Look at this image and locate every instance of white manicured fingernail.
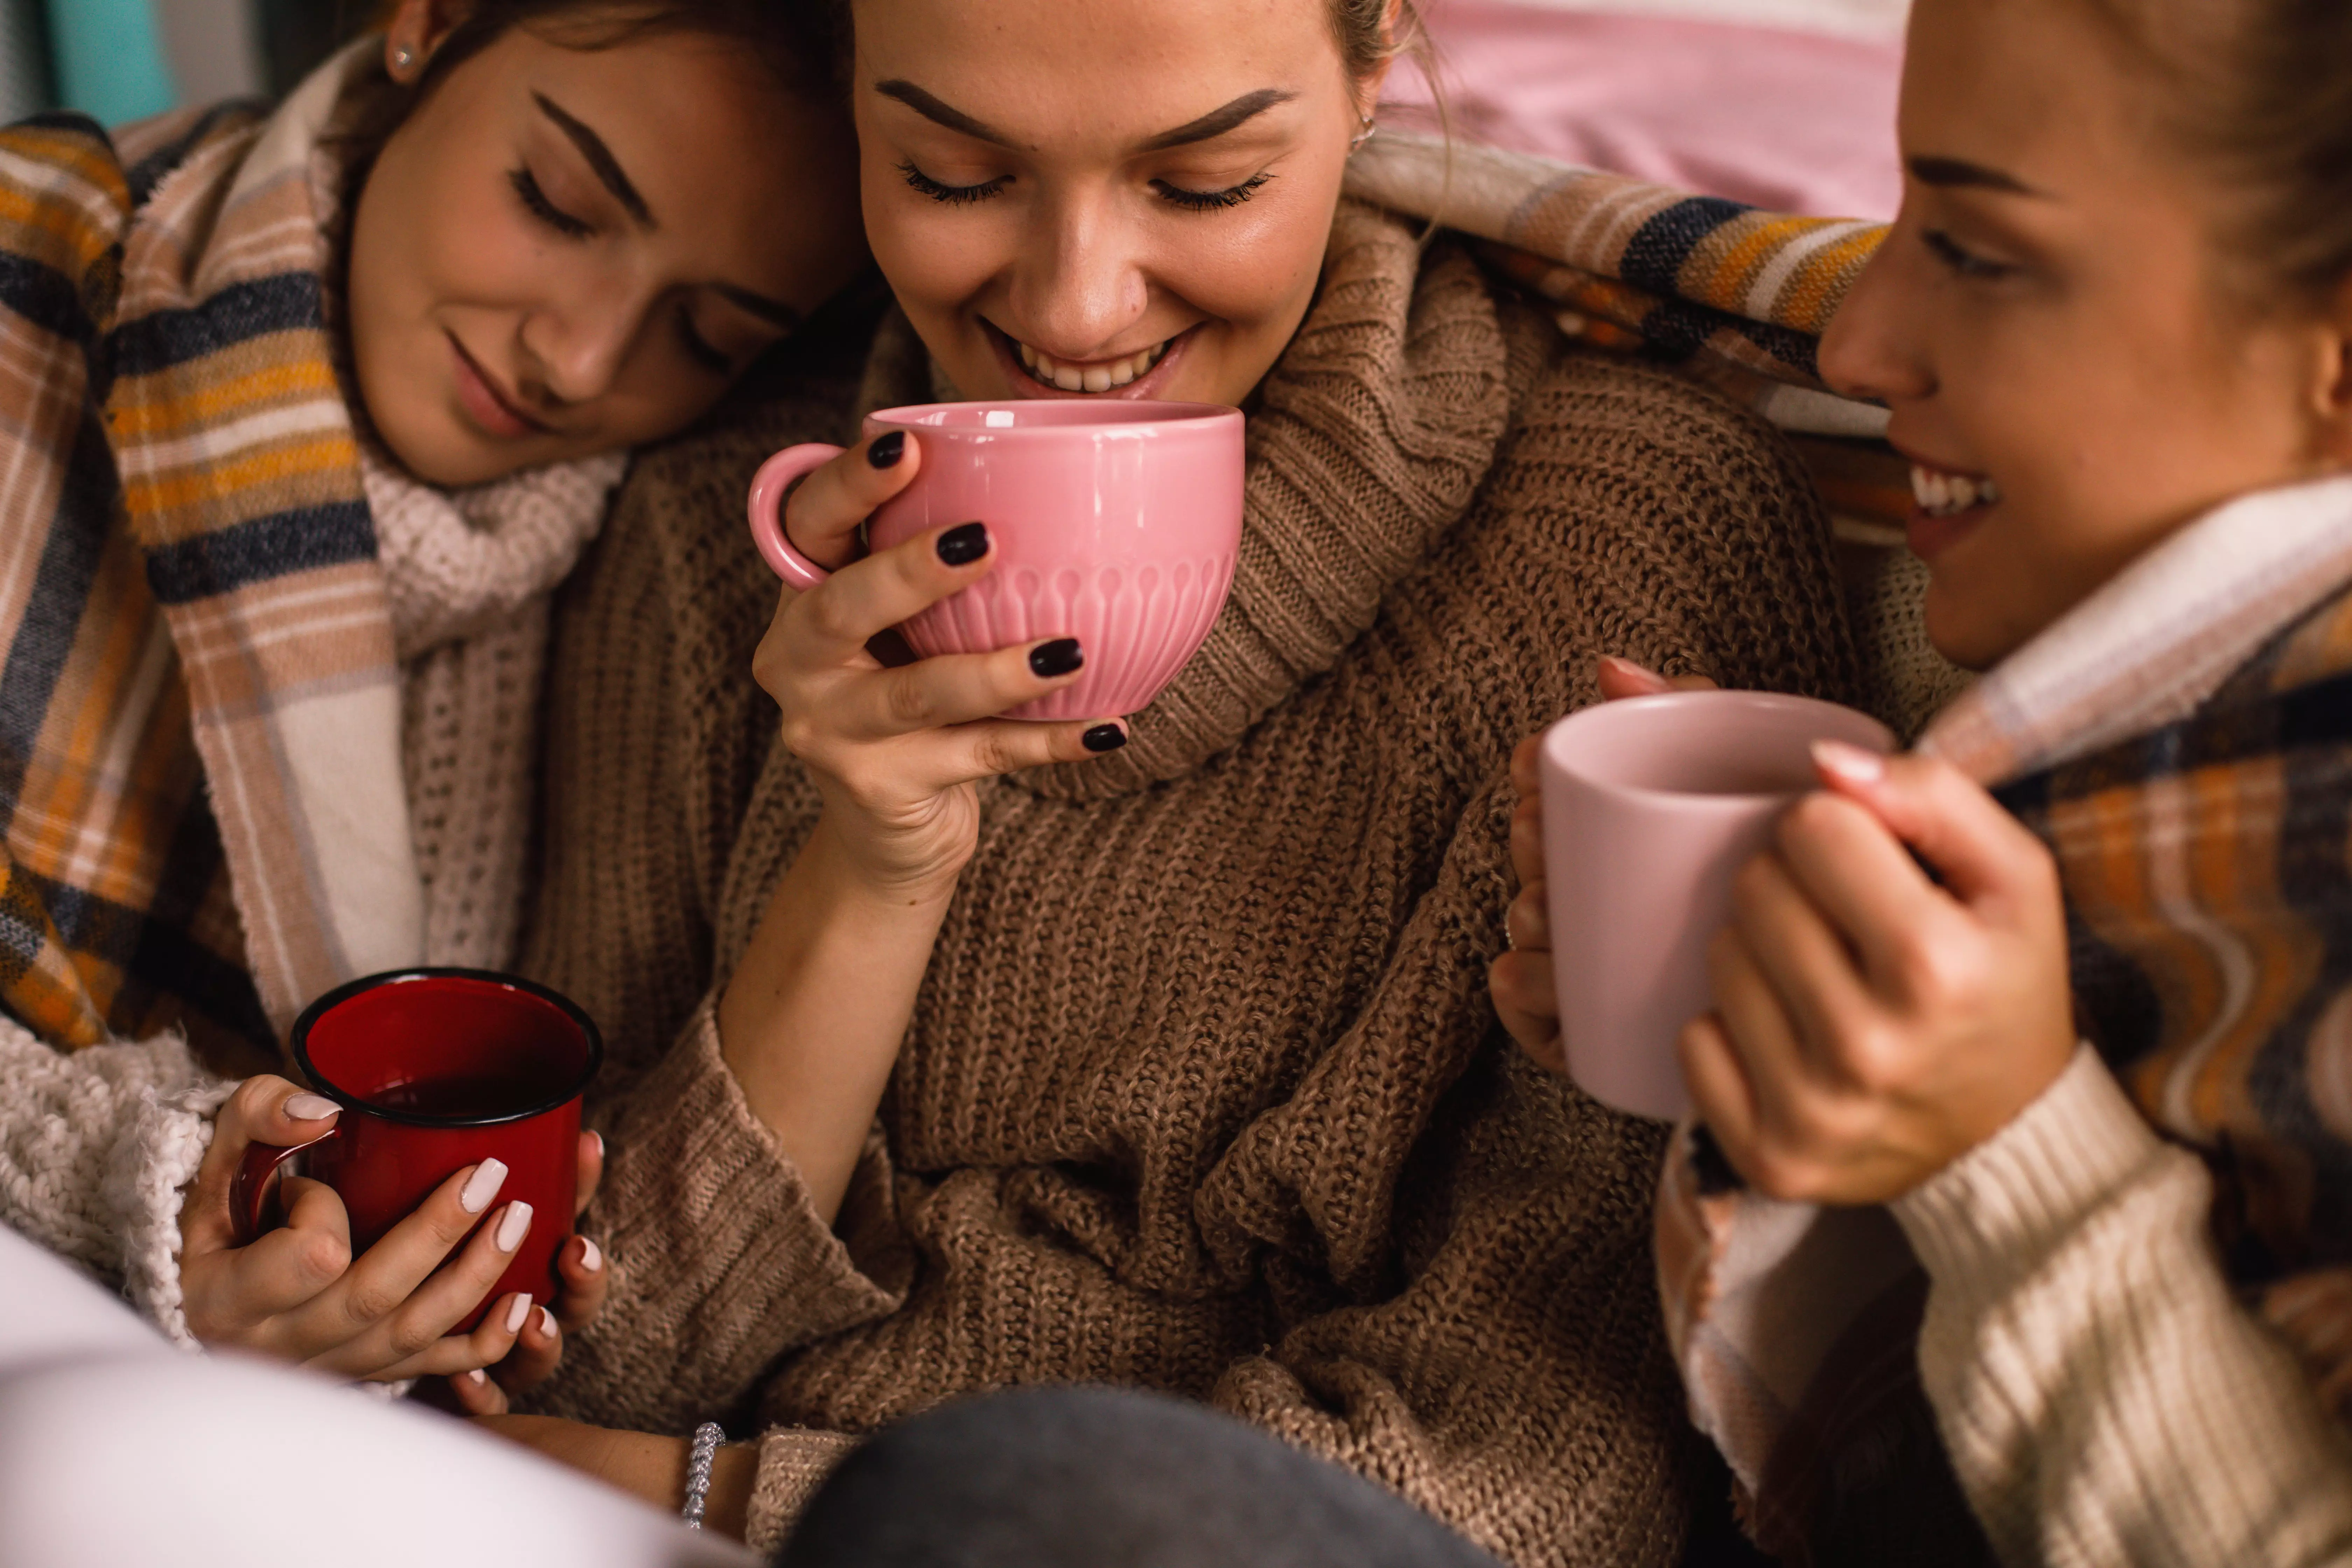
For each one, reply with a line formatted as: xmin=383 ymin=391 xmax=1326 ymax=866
xmin=494 ymin=1200 xmax=532 ymax=1252
xmin=537 ymin=1306 xmax=556 ymax=1337
xmin=1812 ymin=739 xmax=1886 ymax=786
xmin=459 ymin=1160 xmax=508 ymax=1214
xmin=504 ymin=1293 xmax=531 ymax=1334
xmin=579 ymin=1236 xmax=602 ymax=1272
xmin=467 ymin=1368 xmax=488 ymax=1386
xmin=284 ymin=1092 xmax=339 ymax=1121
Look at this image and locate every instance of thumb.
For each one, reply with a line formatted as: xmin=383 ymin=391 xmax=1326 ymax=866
xmin=187 ymin=1076 xmax=340 ymax=1242
xmin=1811 ymin=742 xmax=2053 ymax=911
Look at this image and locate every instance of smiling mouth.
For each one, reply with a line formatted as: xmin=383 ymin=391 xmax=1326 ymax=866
xmin=449 ymin=334 xmax=552 ymax=437
xmin=1911 ymin=462 xmax=2002 ymax=519
xmin=1010 ymin=332 xmax=1175 ymax=393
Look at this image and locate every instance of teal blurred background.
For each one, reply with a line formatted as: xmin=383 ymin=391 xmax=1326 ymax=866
xmin=3 ymin=0 xmax=365 ymax=125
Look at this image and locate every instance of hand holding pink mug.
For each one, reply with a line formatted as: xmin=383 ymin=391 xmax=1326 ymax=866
xmin=747 ymin=400 xmax=1244 ymax=722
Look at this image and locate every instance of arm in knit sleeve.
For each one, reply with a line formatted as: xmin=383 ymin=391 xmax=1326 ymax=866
xmin=0 ymin=1017 xmax=233 ymax=1349
xmin=518 ymin=996 xmax=901 ymax=1434
xmin=1890 ymin=1045 xmax=2352 ymax=1568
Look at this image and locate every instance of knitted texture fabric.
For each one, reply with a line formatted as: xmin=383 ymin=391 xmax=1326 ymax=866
xmin=516 ymin=203 xmax=1861 ymax=1564
xmin=0 ymin=1017 xmax=232 ymax=1349
xmin=362 ymin=441 xmax=625 ymax=969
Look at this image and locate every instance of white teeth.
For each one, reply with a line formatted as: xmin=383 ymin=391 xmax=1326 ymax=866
xmin=1012 ymin=335 xmax=1171 ymax=392
xmin=1910 ymin=464 xmax=2000 ymax=519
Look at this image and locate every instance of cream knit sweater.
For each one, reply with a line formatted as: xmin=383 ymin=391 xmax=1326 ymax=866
xmin=0 ymin=447 xmax=618 ymax=1347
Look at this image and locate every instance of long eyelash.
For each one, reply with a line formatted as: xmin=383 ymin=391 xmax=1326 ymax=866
xmin=897 ymin=160 xmax=1008 ymax=206
xmin=509 ymin=168 xmax=592 ymax=239
xmin=675 ymin=308 xmax=731 ymax=374
xmin=1152 ymin=172 xmax=1273 ymax=212
xmin=1923 ymin=228 xmax=2011 ymax=280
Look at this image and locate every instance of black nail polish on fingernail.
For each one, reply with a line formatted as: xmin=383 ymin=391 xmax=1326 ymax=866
xmin=867 ymin=431 xmax=905 ymax=468
xmin=937 ymin=522 xmax=989 ymax=565
xmin=1029 ymin=638 xmax=1084 ymax=678
xmin=1082 ymin=723 xmax=1127 ymax=753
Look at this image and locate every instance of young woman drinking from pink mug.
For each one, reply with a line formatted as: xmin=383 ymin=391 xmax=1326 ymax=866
xmin=492 ymin=0 xmax=1854 ymax=1554
xmin=0 ymin=0 xmax=863 ymax=1401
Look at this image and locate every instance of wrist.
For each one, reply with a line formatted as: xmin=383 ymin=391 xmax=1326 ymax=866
xmin=808 ymin=811 xmax=966 ymax=912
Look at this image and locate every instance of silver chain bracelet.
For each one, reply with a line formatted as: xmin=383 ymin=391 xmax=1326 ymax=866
xmin=681 ymin=1421 xmax=725 ymax=1530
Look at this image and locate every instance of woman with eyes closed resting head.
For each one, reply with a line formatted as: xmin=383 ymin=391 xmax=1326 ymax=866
xmin=490 ymin=0 xmax=1855 ymax=1557
xmin=0 ymin=0 xmax=860 ymax=1408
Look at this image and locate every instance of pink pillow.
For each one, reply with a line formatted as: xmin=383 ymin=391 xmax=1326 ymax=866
xmin=1384 ymin=0 xmax=1904 ymax=220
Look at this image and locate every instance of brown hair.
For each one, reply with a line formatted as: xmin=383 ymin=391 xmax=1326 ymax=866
xmin=393 ymin=0 xmax=845 ymax=104
xmin=2080 ymin=0 xmax=2352 ymax=307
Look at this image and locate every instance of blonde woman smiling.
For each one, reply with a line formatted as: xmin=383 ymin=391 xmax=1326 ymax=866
xmin=0 ymin=0 xmax=861 ymax=1396
xmin=496 ymin=0 xmax=1855 ymax=1555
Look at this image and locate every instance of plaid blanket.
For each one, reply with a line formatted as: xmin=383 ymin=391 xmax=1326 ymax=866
xmin=0 ymin=49 xmax=421 ymax=1066
xmin=1658 ymin=475 xmax=2352 ymax=1561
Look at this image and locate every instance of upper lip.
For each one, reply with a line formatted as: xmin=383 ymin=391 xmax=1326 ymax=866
xmin=1888 ymin=439 xmax=1983 ymax=479
xmin=450 ymin=335 xmax=553 ymax=433
xmin=989 ymin=318 xmax=1187 ymax=372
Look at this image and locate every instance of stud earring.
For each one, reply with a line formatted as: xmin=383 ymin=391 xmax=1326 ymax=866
xmin=392 ymin=46 xmax=414 ymax=73
xmin=1350 ymin=115 xmax=1376 ymax=153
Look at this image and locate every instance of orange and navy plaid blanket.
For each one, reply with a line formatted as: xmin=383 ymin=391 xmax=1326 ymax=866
xmin=1657 ymin=476 xmax=2352 ymax=1561
xmin=0 ymin=50 xmax=421 ymax=1066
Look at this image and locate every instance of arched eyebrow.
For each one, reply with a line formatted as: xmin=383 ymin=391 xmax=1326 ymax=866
xmin=873 ymin=80 xmax=1297 ymax=154
xmin=536 ymin=92 xmax=653 ymax=227
xmin=1909 ymin=155 xmax=2049 ymax=198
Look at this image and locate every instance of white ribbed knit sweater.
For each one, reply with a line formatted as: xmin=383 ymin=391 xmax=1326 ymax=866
xmin=0 ymin=447 xmax=618 ymax=1349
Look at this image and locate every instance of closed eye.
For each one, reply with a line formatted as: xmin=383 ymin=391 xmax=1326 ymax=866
xmin=898 ymin=160 xmax=1008 ymax=206
xmin=1923 ymin=228 xmax=2014 ymax=281
xmin=510 ymin=167 xmax=592 ymax=239
xmin=1152 ymin=172 xmax=1272 ymax=211
xmin=675 ymin=307 xmax=732 ymax=374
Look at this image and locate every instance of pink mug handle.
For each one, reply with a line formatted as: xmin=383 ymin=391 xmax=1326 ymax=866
xmin=747 ymin=443 xmax=849 ymax=591
xmin=231 ymin=1125 xmax=340 ymax=1244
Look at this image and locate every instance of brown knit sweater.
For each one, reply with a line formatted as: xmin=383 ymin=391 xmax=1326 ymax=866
xmin=516 ymin=203 xmax=1860 ymax=1563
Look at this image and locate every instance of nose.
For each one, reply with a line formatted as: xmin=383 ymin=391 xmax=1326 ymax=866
xmin=1817 ymin=223 xmax=1934 ymax=406
xmin=1003 ymin=187 xmax=1149 ymax=358
xmin=516 ymin=273 xmax=642 ymax=408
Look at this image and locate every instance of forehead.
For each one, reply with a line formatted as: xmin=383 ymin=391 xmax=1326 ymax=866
xmin=852 ymin=0 xmax=1348 ymax=146
xmin=1898 ymin=0 xmax=2160 ymax=195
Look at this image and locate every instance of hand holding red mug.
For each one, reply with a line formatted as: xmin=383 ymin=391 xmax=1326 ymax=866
xmin=179 ymin=1073 xmax=607 ymax=1384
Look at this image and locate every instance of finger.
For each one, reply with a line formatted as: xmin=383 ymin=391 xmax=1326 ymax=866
xmin=1724 ymin=850 xmax=1876 ymax=1076
xmin=294 ymin=1161 xmax=511 ymax=1343
xmin=1505 ymin=881 xmax=1549 ymax=953
xmin=574 ymin=1130 xmax=604 ymax=1220
xmin=446 ymin=1367 xmax=512 ymax=1416
xmin=882 ymin=714 xmax=1132 ymax=793
xmin=780 ymin=431 xmax=923 ymax=570
xmin=784 ymin=521 xmax=996 ymax=665
xmin=492 ymin=1303 xmax=567 ymax=1394
xmin=368 ymin=1289 xmax=532 ymax=1382
xmin=1596 ymin=655 xmax=1674 ymax=701
xmin=1488 ymin=951 xmax=1563 ymax=1072
xmin=1509 ymin=732 xmax=1544 ymax=800
xmin=209 ymin=1175 xmax=354 ymax=1324
xmin=184 ymin=1076 xmax=342 ymax=1252
xmin=1812 ymin=745 xmax=2057 ymax=913
xmin=1772 ymin=788 xmax=1973 ymax=992
xmin=1678 ymin=1014 xmax=1765 ymax=1179
xmin=847 ymin=633 xmax=1100 ymax=740
xmin=1508 ymin=790 xmax=1546 ymax=891
xmin=549 ymin=1233 xmax=607 ymax=1335
xmin=1706 ymin=925 xmax=1814 ymax=1140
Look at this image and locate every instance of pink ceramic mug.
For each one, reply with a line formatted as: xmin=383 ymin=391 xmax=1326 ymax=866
xmin=747 ymin=400 xmax=1245 ymax=722
xmin=1539 ymin=691 xmax=1895 ymax=1121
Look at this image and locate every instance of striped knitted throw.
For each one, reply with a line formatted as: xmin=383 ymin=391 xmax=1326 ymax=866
xmin=0 ymin=51 xmax=418 ymax=1059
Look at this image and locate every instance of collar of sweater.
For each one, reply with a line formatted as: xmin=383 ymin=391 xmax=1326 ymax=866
xmin=856 ymin=201 xmax=1511 ymax=799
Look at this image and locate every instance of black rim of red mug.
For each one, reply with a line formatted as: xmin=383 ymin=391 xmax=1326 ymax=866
xmin=288 ymin=966 xmax=604 ymax=1129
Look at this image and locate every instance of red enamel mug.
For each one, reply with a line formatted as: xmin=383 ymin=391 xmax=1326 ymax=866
xmin=232 ymin=968 xmax=602 ymax=1331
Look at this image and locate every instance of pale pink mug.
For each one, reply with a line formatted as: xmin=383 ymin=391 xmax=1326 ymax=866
xmin=1539 ymin=691 xmax=1894 ymax=1121
xmin=747 ymin=400 xmax=1245 ymax=722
